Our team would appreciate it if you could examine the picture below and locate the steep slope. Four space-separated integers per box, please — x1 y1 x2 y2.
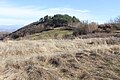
8 22 53 39
7 14 80 39
8 22 75 39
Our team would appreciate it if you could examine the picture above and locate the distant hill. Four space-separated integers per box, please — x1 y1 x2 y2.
0 25 22 32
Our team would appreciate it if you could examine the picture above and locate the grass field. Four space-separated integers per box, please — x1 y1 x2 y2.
0 37 120 80
24 29 73 40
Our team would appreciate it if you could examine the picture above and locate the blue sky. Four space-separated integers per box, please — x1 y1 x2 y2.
0 0 120 25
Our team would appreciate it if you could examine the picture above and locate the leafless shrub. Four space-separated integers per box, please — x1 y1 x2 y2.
73 21 98 36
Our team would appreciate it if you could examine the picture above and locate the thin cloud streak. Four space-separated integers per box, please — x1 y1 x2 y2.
0 6 91 25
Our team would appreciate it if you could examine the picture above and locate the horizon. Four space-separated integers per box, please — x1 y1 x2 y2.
0 0 120 26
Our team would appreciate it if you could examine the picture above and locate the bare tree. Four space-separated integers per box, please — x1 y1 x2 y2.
114 16 120 30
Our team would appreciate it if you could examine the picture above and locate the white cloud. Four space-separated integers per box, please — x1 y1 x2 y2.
0 6 92 25
0 18 35 25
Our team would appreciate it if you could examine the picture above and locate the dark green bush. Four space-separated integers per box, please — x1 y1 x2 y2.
39 14 80 27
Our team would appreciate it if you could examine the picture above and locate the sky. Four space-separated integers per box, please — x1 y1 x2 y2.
0 0 120 26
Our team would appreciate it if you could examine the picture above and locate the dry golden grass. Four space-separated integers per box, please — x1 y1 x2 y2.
0 37 120 80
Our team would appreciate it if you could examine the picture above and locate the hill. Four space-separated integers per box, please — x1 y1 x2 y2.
7 14 79 39
0 25 22 32
4 14 120 40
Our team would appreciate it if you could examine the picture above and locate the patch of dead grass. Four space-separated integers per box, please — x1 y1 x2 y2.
0 37 120 80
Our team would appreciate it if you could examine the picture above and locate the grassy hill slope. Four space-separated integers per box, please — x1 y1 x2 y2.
7 14 79 39
23 29 73 40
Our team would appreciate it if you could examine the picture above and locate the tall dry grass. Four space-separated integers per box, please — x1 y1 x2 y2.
0 37 120 80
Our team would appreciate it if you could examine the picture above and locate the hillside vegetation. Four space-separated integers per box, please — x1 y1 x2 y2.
4 14 120 40
7 14 79 39
24 29 73 40
0 32 9 40
0 37 120 80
